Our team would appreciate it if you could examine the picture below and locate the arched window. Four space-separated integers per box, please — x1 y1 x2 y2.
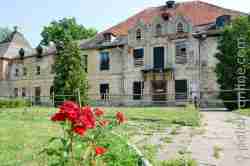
136 29 142 40
156 24 162 36
177 22 184 33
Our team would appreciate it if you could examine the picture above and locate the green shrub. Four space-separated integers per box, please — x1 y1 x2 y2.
0 99 30 108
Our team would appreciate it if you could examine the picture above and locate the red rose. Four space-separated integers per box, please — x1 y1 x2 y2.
66 109 79 123
116 112 126 124
73 126 87 136
59 101 79 113
95 146 107 156
94 108 105 117
80 106 96 129
99 120 110 127
51 112 66 121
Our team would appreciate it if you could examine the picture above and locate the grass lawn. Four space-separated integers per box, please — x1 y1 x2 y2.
236 109 250 116
0 105 200 166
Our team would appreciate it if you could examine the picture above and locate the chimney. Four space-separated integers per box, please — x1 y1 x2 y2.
166 1 175 9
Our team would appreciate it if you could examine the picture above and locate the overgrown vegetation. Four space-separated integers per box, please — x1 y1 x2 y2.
215 16 250 110
0 99 30 108
236 109 250 116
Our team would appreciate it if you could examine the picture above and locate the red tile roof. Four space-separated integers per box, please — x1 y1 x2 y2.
103 1 244 36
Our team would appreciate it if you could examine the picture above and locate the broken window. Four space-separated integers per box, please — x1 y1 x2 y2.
100 84 109 100
175 80 188 100
14 88 18 97
22 87 26 97
133 48 144 67
176 41 187 64
133 81 144 100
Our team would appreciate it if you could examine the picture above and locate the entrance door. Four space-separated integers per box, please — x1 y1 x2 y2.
153 47 164 69
175 80 187 100
35 87 41 104
152 80 167 102
100 84 109 100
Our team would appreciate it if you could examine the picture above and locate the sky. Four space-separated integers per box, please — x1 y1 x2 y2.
1 0 249 47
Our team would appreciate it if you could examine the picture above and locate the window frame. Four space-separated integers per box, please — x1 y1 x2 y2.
36 66 41 75
133 48 144 67
177 22 184 33
175 41 188 64
136 29 142 41
100 52 110 71
14 88 18 97
133 81 144 100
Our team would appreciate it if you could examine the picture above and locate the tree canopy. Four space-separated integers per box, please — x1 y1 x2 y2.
40 17 97 46
0 27 12 42
215 16 250 110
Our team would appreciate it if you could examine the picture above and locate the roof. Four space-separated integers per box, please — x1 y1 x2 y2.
103 1 244 36
0 31 32 58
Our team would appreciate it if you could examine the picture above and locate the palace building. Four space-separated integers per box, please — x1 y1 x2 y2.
0 1 245 106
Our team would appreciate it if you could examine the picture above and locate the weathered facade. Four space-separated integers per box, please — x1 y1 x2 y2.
0 1 245 106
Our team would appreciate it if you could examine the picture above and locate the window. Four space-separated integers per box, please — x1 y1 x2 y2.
36 66 41 75
133 81 144 100
156 24 162 36
23 67 27 76
15 68 19 77
176 41 187 64
177 22 184 33
136 29 142 40
133 49 144 67
175 80 188 100
83 55 88 73
14 88 18 97
100 52 110 71
22 88 26 97
100 84 109 100
35 87 41 104
103 33 111 42
153 47 165 69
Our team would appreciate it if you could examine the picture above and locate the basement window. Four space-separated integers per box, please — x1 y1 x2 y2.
133 48 144 67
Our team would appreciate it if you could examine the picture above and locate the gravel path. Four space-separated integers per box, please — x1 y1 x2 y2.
190 112 250 166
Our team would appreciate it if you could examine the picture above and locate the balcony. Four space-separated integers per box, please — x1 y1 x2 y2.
142 65 174 81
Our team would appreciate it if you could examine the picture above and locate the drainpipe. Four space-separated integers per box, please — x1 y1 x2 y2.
196 33 207 107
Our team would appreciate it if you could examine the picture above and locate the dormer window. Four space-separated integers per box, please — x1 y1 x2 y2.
103 33 112 42
156 24 162 36
136 29 142 40
177 22 184 33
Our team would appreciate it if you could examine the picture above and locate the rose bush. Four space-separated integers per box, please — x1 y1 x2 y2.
41 101 128 166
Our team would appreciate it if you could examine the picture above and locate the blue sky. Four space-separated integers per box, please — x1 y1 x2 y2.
2 0 249 46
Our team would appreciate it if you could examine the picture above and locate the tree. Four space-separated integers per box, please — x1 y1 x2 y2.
53 41 88 105
215 16 250 110
41 17 97 105
40 17 97 46
0 27 12 42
